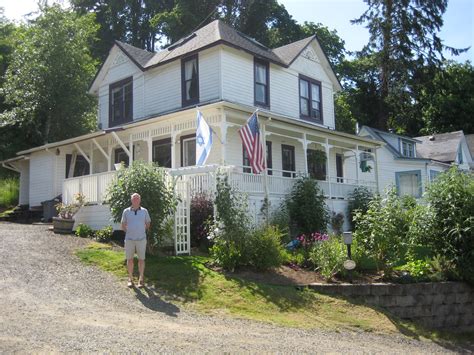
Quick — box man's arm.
[145,210,151,231]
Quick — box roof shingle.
[415,131,464,163]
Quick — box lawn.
[77,242,400,333]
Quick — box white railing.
[62,165,378,204]
[63,171,117,204]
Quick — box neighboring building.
[358,126,472,198]
[462,134,474,170]
[2,20,383,252]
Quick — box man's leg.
[125,240,135,286]
[137,239,146,287]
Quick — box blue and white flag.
[196,110,213,165]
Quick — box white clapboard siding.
[19,160,30,205]
[73,204,120,231]
[29,151,55,207]
[221,47,254,106]
[199,48,221,103]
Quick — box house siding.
[221,47,254,106]
[29,151,55,207]
[19,160,30,205]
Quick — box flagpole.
[257,111,270,223]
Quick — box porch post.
[171,131,177,169]
[355,145,359,184]
[147,134,153,163]
[374,146,380,194]
[129,134,134,164]
[90,141,94,175]
[325,138,332,199]
[107,144,112,171]
[303,134,308,176]
[220,119,228,165]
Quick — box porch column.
[171,131,177,169]
[147,134,153,163]
[374,146,380,194]
[90,141,94,175]
[129,134,134,164]
[355,145,360,184]
[303,134,308,176]
[325,138,332,199]
[220,121,228,165]
[108,144,113,171]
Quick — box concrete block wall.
[309,282,474,330]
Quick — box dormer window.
[458,148,463,164]
[299,75,322,123]
[254,58,269,107]
[401,140,415,158]
[109,77,133,127]
[182,54,199,106]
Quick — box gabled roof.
[359,126,425,160]
[91,19,341,92]
[415,131,464,163]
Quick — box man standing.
[121,193,151,288]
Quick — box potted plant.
[52,193,86,234]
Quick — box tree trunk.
[378,0,393,131]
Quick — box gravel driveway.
[0,222,467,353]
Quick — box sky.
[1,0,472,62]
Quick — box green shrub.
[286,177,329,235]
[347,186,373,229]
[424,167,474,284]
[269,201,291,243]
[209,172,251,271]
[248,225,284,271]
[353,188,410,273]
[309,235,347,280]
[330,212,344,235]
[106,161,177,252]
[0,178,19,207]
[94,226,113,243]
[75,223,93,238]
[395,259,432,282]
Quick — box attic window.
[109,77,133,127]
[401,140,415,158]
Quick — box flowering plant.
[55,192,86,219]
[297,231,329,249]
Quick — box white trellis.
[173,175,191,255]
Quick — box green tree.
[420,61,474,135]
[0,5,98,145]
[352,0,467,131]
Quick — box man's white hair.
[131,193,141,199]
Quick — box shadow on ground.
[133,286,180,317]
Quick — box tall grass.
[0,178,19,207]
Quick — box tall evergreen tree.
[352,0,467,131]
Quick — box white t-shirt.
[121,206,151,241]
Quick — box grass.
[77,242,398,332]
[0,178,19,207]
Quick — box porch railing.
[62,166,377,205]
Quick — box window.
[181,55,199,106]
[114,147,132,167]
[429,170,441,182]
[254,59,269,107]
[109,77,133,127]
[299,75,322,122]
[307,149,326,180]
[152,138,172,168]
[243,141,272,174]
[181,134,196,167]
[396,170,422,198]
[65,154,89,178]
[458,148,463,164]
[281,144,295,178]
[336,153,344,183]
[401,140,415,158]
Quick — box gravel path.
[0,222,466,353]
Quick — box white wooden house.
[2,20,383,252]
[358,126,472,198]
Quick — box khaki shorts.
[125,239,147,260]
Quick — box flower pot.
[52,217,75,234]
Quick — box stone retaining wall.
[309,282,474,329]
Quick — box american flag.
[239,112,266,174]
